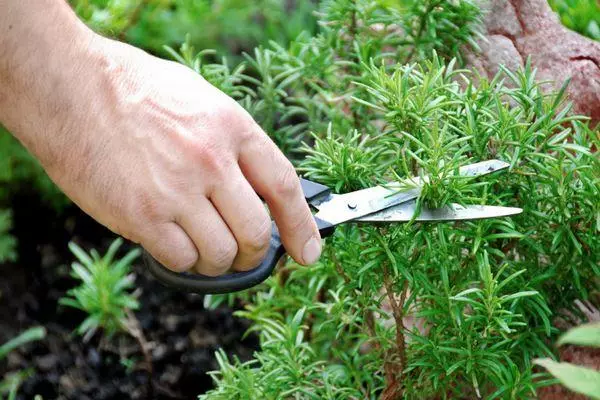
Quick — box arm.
[0,0,322,275]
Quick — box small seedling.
[60,237,140,341]
[60,238,153,395]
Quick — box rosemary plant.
[60,238,154,394]
[171,0,600,398]
[59,238,154,398]
[60,238,141,341]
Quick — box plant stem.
[123,310,154,398]
[364,309,395,386]
[382,264,408,399]
[404,0,444,63]
[330,248,352,284]
[349,0,360,130]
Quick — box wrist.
[0,1,99,162]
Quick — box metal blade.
[311,159,511,226]
[398,159,510,187]
[313,186,421,226]
[458,159,509,178]
[356,201,523,222]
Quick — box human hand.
[0,15,321,276]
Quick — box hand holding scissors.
[144,160,522,294]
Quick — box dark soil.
[0,190,259,399]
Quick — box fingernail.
[302,236,322,265]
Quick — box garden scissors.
[144,160,522,294]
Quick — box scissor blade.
[313,186,421,226]
[356,202,523,222]
[311,159,510,226]
[400,159,510,186]
[458,159,509,178]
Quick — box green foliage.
[535,322,600,399]
[395,0,483,63]
[70,0,318,58]
[0,327,46,400]
[163,39,252,99]
[202,308,369,399]
[59,238,141,341]
[165,0,482,159]
[548,0,600,40]
[189,0,600,398]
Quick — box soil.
[0,190,259,399]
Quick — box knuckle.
[175,251,198,272]
[141,226,198,273]
[207,239,238,271]
[133,192,163,223]
[148,243,192,273]
[238,124,261,146]
[274,162,300,199]
[192,142,225,174]
[207,99,246,136]
[214,101,240,124]
[238,217,272,255]
[235,116,263,144]
[97,183,127,222]
[114,223,138,244]
[188,140,235,187]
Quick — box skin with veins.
[466,0,600,126]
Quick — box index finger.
[238,130,322,266]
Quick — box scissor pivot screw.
[347,202,357,210]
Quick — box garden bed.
[0,189,258,399]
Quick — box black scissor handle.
[143,178,334,294]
